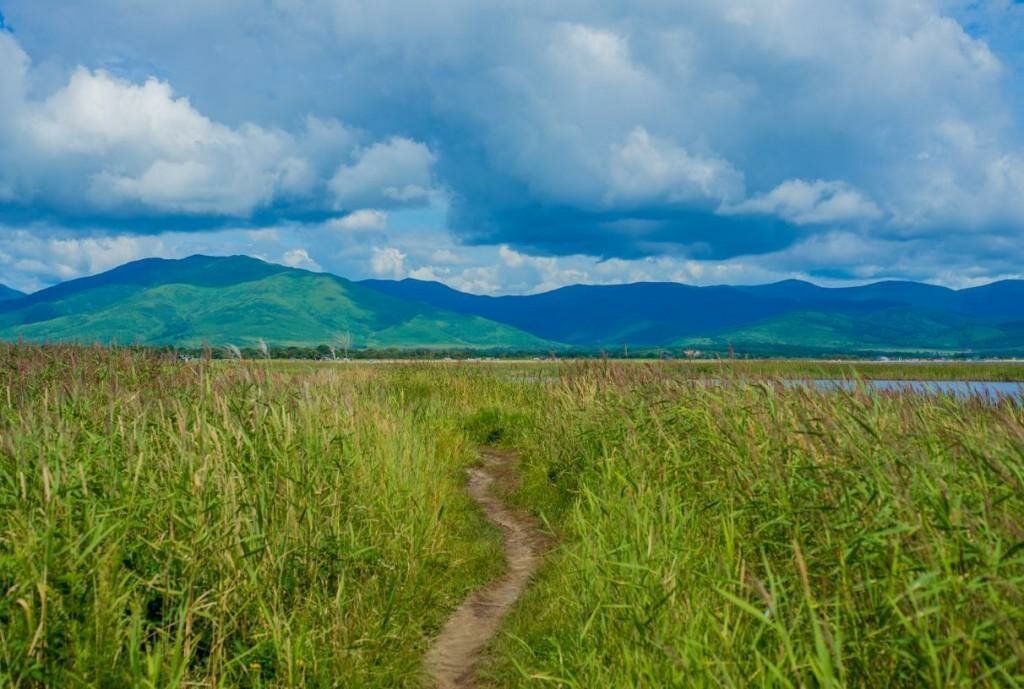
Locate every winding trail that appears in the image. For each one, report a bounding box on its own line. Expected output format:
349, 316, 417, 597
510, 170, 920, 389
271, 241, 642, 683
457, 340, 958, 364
425, 448, 546, 689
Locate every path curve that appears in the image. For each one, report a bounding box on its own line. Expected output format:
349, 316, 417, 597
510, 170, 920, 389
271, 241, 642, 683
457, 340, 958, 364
425, 448, 546, 689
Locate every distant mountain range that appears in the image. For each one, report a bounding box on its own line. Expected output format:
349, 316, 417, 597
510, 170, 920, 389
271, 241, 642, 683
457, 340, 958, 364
0, 284, 25, 301
1, 255, 1022, 354
358, 276, 1024, 355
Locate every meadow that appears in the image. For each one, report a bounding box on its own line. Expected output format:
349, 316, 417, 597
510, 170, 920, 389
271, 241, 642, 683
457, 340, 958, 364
1, 346, 1022, 687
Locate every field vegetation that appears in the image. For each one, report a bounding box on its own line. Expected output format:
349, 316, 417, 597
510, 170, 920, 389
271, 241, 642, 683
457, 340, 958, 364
1, 345, 1022, 687
488, 363, 1024, 687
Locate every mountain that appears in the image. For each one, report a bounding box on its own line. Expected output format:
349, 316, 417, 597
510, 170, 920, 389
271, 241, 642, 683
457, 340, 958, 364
0, 256, 552, 349
359, 277, 1024, 354
677, 309, 1018, 355
0, 284, 24, 301
360, 279, 797, 345
4, 256, 1023, 354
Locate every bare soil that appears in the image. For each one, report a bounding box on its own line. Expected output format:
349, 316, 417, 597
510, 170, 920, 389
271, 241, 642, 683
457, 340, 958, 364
424, 448, 547, 688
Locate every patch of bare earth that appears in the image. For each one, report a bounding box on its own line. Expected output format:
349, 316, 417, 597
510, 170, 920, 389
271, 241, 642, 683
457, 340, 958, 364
424, 448, 547, 689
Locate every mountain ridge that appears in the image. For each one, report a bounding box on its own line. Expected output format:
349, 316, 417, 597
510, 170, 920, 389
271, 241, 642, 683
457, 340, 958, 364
0, 255, 552, 349
357, 275, 1024, 352
2, 255, 1022, 353
0, 284, 24, 301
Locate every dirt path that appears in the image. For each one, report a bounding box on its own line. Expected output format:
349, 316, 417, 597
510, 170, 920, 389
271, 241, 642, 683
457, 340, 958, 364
425, 448, 546, 689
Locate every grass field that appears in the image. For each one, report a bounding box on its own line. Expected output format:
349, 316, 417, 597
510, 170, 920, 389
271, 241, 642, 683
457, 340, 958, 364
1, 346, 1022, 687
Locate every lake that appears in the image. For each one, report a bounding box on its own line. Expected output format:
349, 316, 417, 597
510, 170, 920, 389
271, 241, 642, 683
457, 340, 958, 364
805, 379, 1023, 401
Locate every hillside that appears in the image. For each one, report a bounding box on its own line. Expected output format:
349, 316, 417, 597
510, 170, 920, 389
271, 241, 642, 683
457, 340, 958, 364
359, 277, 1024, 353
0, 256, 552, 349
5, 256, 1023, 353
0, 284, 25, 301
677, 309, 1023, 356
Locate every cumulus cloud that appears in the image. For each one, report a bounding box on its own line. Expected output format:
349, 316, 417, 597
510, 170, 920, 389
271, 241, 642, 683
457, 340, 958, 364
281, 247, 321, 271
327, 209, 388, 232
0, 228, 172, 290
3, 0, 1024, 288
606, 128, 745, 207
329, 138, 437, 209
0, 33, 434, 223
723, 179, 883, 225
370, 246, 407, 278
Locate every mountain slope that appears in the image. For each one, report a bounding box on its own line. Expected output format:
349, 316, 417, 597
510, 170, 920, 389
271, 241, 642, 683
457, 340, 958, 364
358, 279, 798, 345
0, 284, 24, 301
0, 256, 553, 349
359, 277, 1024, 352
677, 309, 1016, 354
7, 256, 1024, 353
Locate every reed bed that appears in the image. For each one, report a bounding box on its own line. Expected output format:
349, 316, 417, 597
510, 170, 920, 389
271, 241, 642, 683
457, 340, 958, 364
0, 346, 521, 688
2, 348, 1022, 687
486, 362, 1024, 687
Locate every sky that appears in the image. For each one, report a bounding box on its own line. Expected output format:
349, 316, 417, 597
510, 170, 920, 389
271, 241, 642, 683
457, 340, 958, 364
1, 1, 1024, 294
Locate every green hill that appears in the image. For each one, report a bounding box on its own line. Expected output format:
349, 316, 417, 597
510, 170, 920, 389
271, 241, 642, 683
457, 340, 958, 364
0, 256, 552, 349
361, 276, 1024, 355
677, 309, 1024, 355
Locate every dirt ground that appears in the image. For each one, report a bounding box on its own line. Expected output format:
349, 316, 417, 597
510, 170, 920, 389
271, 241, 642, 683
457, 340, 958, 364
424, 448, 548, 689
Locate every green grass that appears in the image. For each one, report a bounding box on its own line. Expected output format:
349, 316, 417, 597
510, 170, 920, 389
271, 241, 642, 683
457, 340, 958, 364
0, 346, 540, 687
658, 359, 1024, 382
677, 308, 1015, 353
485, 362, 1024, 687
1, 349, 1022, 687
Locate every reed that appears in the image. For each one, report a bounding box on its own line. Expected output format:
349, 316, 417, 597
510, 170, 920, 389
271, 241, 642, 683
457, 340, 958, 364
487, 361, 1024, 687
1, 347, 1021, 687
0, 345, 514, 687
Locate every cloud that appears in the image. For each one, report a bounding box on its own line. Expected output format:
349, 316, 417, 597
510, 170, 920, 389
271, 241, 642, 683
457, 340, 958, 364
370, 246, 407, 278
0, 228, 171, 290
327, 209, 388, 231
429, 248, 464, 264
723, 179, 883, 225
281, 247, 321, 270
3, 1, 1024, 288
0, 34, 433, 225
329, 138, 437, 209
606, 128, 745, 207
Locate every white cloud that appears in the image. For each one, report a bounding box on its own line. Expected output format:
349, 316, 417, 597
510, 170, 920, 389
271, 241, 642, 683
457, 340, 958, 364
0, 229, 172, 290
281, 247, 321, 270
4, 1, 1024, 288
429, 248, 464, 264
329, 138, 437, 209
327, 209, 388, 232
498, 245, 526, 267
724, 179, 883, 225
370, 246, 407, 278
444, 266, 504, 295
408, 265, 451, 281
0, 34, 433, 219
606, 127, 746, 207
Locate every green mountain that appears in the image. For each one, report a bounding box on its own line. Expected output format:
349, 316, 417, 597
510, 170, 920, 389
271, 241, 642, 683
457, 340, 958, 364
0, 256, 552, 349
360, 277, 1024, 354
0, 284, 24, 301
677, 309, 1024, 356
5, 255, 1024, 354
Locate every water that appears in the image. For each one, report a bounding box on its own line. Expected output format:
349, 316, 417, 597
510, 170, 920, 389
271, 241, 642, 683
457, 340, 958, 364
806, 379, 1023, 402
505, 371, 1024, 402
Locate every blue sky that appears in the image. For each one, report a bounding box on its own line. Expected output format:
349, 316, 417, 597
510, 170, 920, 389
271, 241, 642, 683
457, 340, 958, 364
1, 1, 1024, 293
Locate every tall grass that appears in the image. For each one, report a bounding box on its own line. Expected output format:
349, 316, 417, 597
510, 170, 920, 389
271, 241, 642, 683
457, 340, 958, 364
0, 345, 525, 687
487, 362, 1024, 687
3, 349, 1022, 687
